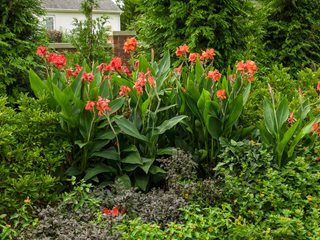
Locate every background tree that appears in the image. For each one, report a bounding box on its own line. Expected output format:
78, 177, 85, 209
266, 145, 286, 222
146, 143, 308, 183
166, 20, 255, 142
116, 0, 142, 31
259, 0, 320, 70
0, 0, 45, 97
134, 0, 255, 65
71, 0, 112, 64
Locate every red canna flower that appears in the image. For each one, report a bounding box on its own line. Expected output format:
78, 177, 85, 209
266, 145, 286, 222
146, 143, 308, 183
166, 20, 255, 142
46, 53, 67, 69
146, 68, 155, 87
200, 48, 215, 61
102, 207, 125, 217
133, 72, 146, 95
96, 96, 111, 116
36, 46, 47, 57
119, 85, 131, 96
189, 52, 200, 62
66, 68, 73, 78
97, 63, 108, 72
122, 66, 131, 78
176, 44, 190, 57
123, 37, 137, 53
82, 72, 94, 83
85, 101, 95, 111
72, 64, 82, 76
317, 82, 320, 92
216, 89, 227, 101
207, 69, 221, 82
110, 57, 122, 72
236, 60, 246, 73
246, 60, 257, 74
287, 112, 296, 124
312, 122, 319, 133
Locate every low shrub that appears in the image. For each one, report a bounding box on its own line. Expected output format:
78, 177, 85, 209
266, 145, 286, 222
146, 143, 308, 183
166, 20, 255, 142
0, 95, 70, 238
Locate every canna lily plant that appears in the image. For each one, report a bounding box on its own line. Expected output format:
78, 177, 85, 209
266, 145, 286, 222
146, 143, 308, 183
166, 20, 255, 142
174, 45, 256, 168
30, 39, 186, 190
260, 84, 320, 167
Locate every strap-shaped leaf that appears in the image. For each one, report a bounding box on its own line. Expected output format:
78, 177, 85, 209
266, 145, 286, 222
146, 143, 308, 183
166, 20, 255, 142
276, 98, 289, 129
121, 152, 143, 165
84, 163, 117, 181
154, 115, 187, 135
225, 95, 243, 133
263, 97, 276, 136
29, 69, 47, 97
114, 116, 147, 142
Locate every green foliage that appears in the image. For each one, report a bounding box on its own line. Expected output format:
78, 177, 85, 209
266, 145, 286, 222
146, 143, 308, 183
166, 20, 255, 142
0, 95, 70, 238
260, 87, 319, 166
70, 0, 112, 64
259, 0, 320, 70
135, 0, 254, 65
0, 0, 46, 96
116, 0, 142, 31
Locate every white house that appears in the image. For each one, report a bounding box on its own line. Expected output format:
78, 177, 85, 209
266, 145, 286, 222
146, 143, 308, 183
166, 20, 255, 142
42, 0, 121, 33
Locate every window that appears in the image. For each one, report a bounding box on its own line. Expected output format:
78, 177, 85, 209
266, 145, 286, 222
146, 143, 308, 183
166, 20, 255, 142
44, 16, 55, 31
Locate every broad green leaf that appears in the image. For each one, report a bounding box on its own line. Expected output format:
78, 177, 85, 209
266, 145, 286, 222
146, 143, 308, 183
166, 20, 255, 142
140, 157, 155, 174
259, 126, 274, 145
89, 140, 110, 155
121, 152, 143, 165
197, 89, 211, 115
135, 174, 149, 191
225, 95, 243, 133
116, 174, 131, 188
149, 166, 166, 175
242, 84, 251, 105
29, 69, 47, 97
154, 115, 187, 135
52, 84, 72, 117
157, 147, 178, 155
95, 129, 118, 140
114, 116, 147, 142
206, 116, 222, 140
288, 117, 320, 157
157, 104, 177, 113
109, 98, 125, 114
90, 149, 120, 160
195, 57, 204, 85
263, 98, 276, 136
277, 120, 300, 164
156, 51, 170, 90
276, 98, 289, 129
75, 140, 89, 149
84, 163, 117, 181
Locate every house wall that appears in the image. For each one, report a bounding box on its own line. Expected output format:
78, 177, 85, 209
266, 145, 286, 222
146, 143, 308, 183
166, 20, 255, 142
43, 11, 121, 33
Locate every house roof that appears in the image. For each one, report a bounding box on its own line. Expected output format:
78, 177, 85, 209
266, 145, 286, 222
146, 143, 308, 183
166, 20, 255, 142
42, 0, 121, 13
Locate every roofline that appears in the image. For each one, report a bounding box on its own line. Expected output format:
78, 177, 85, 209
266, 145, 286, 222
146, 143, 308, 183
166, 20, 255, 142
45, 8, 122, 14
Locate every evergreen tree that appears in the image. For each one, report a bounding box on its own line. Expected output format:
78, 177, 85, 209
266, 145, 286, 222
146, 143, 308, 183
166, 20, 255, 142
0, 0, 45, 96
116, 0, 142, 31
135, 0, 254, 65
261, 0, 320, 70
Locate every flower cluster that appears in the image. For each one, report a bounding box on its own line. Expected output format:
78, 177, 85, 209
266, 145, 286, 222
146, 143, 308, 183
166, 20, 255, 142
216, 89, 227, 101
175, 44, 189, 57
81, 72, 94, 83
200, 48, 215, 61
133, 72, 146, 95
207, 69, 221, 82
119, 85, 131, 96
102, 207, 125, 217
236, 60, 257, 81
123, 37, 137, 53
189, 52, 200, 62
36, 46, 47, 57
66, 64, 82, 78
46, 53, 67, 69
317, 82, 320, 92
85, 96, 111, 116
97, 57, 131, 78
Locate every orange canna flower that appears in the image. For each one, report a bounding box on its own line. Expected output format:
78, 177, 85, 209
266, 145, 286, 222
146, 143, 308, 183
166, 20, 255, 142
119, 86, 131, 96
188, 52, 200, 62
123, 37, 137, 53
287, 112, 296, 124
207, 69, 221, 82
85, 101, 95, 111
36, 46, 47, 57
200, 48, 215, 61
176, 44, 190, 57
216, 89, 227, 101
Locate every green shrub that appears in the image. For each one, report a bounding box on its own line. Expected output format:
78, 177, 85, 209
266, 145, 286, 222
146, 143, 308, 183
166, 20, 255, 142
0, 95, 70, 237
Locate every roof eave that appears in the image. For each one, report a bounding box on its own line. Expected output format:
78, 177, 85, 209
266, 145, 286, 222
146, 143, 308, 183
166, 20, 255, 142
45, 8, 122, 14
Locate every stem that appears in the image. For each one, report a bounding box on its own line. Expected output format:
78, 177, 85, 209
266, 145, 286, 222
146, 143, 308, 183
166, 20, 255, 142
81, 111, 96, 171
107, 115, 121, 158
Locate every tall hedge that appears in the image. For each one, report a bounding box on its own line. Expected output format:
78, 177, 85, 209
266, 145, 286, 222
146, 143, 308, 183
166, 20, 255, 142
261, 0, 320, 70
0, 0, 45, 96
135, 0, 254, 65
